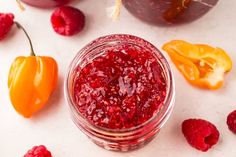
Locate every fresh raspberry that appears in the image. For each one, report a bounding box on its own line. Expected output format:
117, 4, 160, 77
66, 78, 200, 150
0, 13, 14, 40
51, 6, 85, 36
23, 145, 52, 157
182, 119, 220, 152
227, 110, 236, 134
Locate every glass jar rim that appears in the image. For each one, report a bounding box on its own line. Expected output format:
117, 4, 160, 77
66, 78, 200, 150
64, 34, 175, 135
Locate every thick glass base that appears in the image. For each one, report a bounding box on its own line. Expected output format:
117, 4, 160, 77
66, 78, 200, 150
90, 130, 158, 151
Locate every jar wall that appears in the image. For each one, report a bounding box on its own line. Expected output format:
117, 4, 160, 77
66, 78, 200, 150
69, 100, 174, 151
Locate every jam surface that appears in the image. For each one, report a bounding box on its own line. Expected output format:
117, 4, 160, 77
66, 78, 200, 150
21, 0, 70, 8
73, 45, 167, 129
123, 0, 218, 25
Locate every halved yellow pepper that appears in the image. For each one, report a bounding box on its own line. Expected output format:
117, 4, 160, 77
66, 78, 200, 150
163, 40, 232, 90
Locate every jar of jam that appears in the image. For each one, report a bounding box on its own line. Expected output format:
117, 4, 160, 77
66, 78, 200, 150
21, 0, 70, 8
122, 0, 218, 25
65, 34, 175, 151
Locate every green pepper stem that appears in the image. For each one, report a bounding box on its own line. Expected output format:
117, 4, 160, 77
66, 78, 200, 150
15, 22, 35, 56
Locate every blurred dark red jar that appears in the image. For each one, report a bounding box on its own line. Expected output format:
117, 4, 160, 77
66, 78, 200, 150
21, 0, 70, 8
122, 0, 218, 25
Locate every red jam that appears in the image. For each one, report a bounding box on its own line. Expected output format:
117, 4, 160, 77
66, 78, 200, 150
73, 44, 167, 129
21, 0, 70, 8
123, 0, 218, 25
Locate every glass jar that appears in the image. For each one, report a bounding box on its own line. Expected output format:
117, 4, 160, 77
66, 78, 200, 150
122, 0, 218, 25
21, 0, 70, 8
65, 34, 175, 151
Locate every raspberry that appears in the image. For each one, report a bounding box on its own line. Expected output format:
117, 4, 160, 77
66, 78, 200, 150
23, 145, 52, 157
182, 119, 220, 152
0, 13, 14, 40
51, 6, 85, 36
227, 110, 236, 134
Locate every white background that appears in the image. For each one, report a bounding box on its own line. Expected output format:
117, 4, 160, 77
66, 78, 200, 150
0, 0, 236, 156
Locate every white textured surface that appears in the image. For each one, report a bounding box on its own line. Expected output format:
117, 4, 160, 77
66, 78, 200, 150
0, 0, 236, 156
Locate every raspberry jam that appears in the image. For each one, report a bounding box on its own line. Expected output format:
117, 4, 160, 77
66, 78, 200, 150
21, 0, 70, 8
123, 0, 218, 25
65, 34, 175, 151
74, 42, 166, 129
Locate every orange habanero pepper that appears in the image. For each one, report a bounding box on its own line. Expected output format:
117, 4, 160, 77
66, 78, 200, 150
163, 40, 232, 90
8, 22, 58, 118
